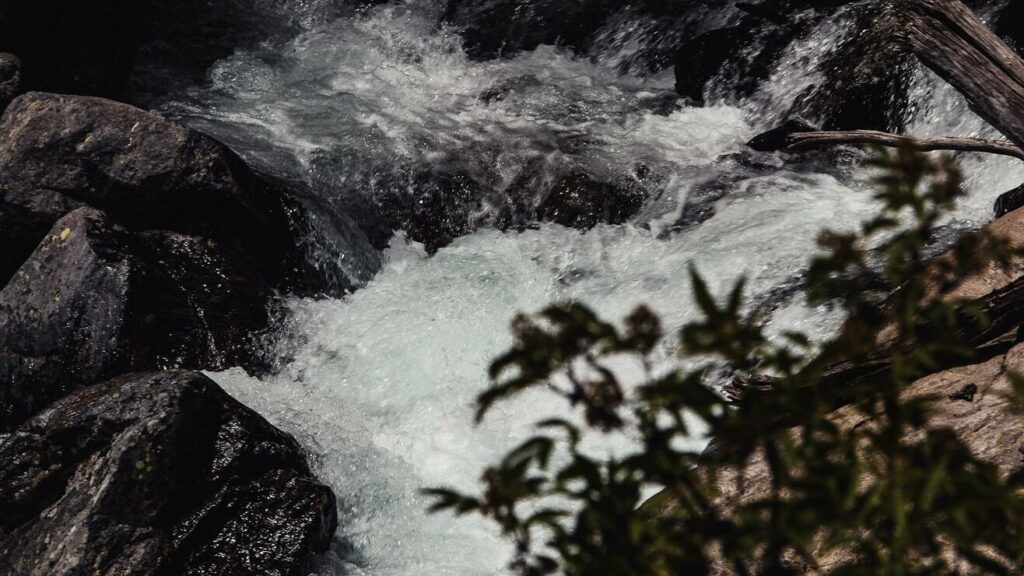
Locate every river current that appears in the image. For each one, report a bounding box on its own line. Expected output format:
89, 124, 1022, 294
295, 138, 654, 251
160, 1, 1024, 574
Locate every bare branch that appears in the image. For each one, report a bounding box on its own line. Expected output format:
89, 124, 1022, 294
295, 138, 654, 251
783, 129, 1024, 160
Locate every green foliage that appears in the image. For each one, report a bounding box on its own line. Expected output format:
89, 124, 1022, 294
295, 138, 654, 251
426, 148, 1024, 574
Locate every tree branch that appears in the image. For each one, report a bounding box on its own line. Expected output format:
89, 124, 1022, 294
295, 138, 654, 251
783, 129, 1024, 160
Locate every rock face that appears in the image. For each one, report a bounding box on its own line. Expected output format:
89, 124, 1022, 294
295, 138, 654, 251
0, 370, 337, 576
0, 208, 274, 431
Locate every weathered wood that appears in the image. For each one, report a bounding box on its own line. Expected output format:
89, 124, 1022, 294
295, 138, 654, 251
762, 127, 1024, 160
900, 0, 1024, 149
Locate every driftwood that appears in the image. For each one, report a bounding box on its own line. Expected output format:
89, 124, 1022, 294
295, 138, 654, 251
754, 127, 1024, 159
900, 0, 1024, 150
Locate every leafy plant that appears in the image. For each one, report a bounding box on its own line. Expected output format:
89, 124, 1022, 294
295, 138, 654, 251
426, 148, 1024, 575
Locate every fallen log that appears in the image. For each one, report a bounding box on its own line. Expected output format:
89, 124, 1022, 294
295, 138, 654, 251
750, 127, 1024, 160
899, 0, 1024, 149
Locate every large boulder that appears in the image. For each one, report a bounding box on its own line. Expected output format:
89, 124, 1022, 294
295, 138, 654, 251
0, 92, 379, 294
788, 3, 912, 132
0, 92, 291, 285
0, 208, 275, 431
0, 370, 337, 576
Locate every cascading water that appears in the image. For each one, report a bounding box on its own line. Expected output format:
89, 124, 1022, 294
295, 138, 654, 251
160, 1, 1024, 574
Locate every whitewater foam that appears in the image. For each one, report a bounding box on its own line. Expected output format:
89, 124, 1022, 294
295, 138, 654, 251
190, 2, 1022, 574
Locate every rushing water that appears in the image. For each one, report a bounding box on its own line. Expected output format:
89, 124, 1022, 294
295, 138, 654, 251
162, 1, 1024, 574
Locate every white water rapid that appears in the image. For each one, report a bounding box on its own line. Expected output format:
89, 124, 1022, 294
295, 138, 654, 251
162, 1, 1024, 574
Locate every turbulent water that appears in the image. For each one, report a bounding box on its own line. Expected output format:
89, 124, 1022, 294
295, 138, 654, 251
161, 1, 1024, 574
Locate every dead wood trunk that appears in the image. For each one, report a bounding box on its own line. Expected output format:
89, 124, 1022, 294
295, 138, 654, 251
900, 0, 1024, 149
757, 128, 1024, 159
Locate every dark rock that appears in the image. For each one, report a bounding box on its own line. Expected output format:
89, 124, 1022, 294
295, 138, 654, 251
995, 0, 1024, 51
443, 0, 620, 59
994, 183, 1024, 218
264, 172, 383, 294
0, 92, 291, 285
0, 208, 275, 431
788, 3, 912, 132
674, 26, 747, 104
671, 0, 910, 132
747, 118, 819, 152
537, 171, 646, 229
0, 370, 337, 576
672, 174, 741, 229
371, 169, 484, 254
0, 92, 377, 295
0, 53, 20, 112
672, 6, 805, 106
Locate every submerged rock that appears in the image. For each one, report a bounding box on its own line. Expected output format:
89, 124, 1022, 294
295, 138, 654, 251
0, 208, 275, 431
0, 370, 337, 576
537, 171, 647, 230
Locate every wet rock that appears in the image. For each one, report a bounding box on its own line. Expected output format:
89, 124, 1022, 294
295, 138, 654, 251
788, 3, 912, 132
672, 1, 911, 132
0, 208, 275, 431
443, 0, 620, 59
0, 370, 337, 576
674, 26, 748, 104
0, 92, 297, 289
672, 173, 742, 229
265, 172, 383, 294
0, 53, 20, 112
372, 169, 484, 254
994, 183, 1024, 218
672, 2, 814, 106
537, 171, 646, 229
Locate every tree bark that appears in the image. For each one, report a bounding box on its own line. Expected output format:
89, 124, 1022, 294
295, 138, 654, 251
766, 128, 1024, 160
900, 0, 1024, 149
